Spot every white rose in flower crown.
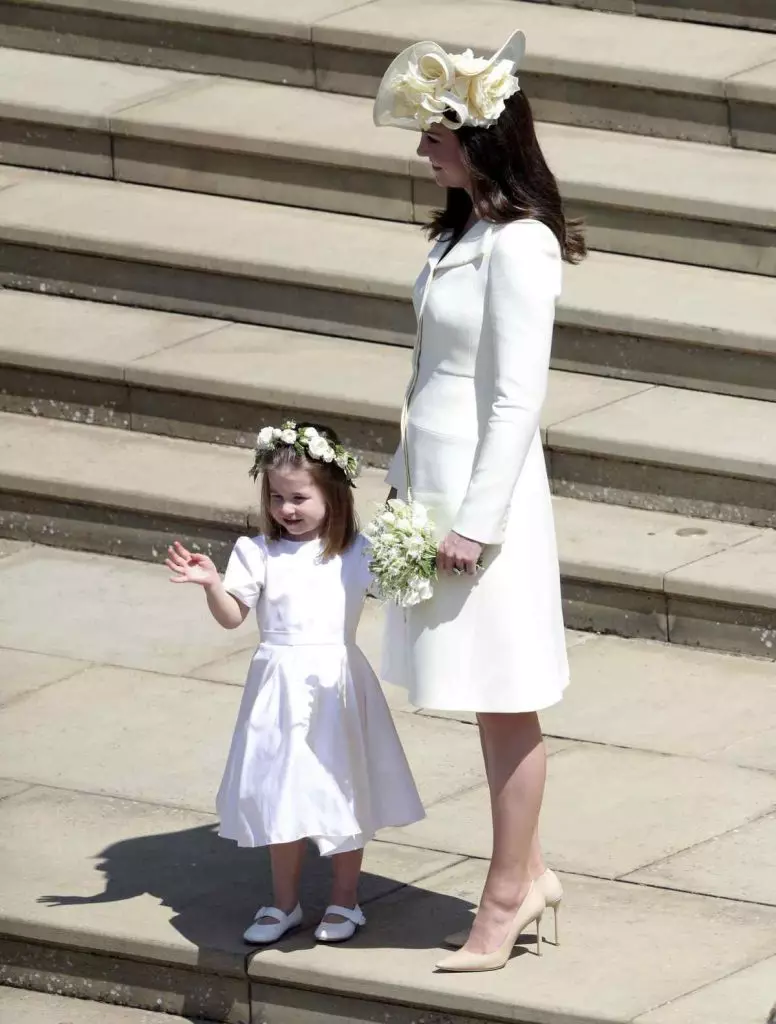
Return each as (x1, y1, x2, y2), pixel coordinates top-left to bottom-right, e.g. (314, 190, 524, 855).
(272, 428, 282, 439)
(321, 446, 335, 463)
(280, 428, 297, 444)
(256, 426, 275, 447)
(307, 435, 330, 460)
(302, 427, 318, 439)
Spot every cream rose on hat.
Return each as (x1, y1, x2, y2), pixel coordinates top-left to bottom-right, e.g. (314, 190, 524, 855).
(373, 31, 525, 132)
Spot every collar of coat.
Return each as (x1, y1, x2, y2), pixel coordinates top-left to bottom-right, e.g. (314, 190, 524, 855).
(429, 219, 496, 271)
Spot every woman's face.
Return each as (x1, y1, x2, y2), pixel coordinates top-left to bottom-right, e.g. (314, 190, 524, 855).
(417, 125, 471, 191)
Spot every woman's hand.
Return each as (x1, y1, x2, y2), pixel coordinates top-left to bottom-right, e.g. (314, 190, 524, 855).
(166, 541, 220, 588)
(437, 531, 483, 576)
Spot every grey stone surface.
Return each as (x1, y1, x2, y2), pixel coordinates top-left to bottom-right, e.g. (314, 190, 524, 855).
(0, 290, 222, 380)
(550, 384, 776, 482)
(0, 779, 31, 801)
(0, 786, 459, 963)
(0, 46, 199, 130)
(666, 530, 776, 614)
(0, 648, 88, 706)
(544, 634, 776, 767)
(0, 986, 208, 1023)
(0, 539, 28, 560)
(627, 812, 776, 906)
(382, 742, 776, 878)
(251, 860, 776, 1024)
(554, 494, 757, 590)
(0, 546, 249, 674)
(636, 955, 776, 1024)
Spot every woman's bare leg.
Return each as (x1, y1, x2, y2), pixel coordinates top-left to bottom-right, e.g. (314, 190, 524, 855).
(463, 711, 546, 954)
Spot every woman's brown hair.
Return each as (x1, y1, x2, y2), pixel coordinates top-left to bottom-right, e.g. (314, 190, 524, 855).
(253, 422, 358, 560)
(428, 91, 586, 265)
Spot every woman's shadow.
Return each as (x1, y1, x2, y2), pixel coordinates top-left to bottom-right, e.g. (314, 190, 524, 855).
(37, 823, 478, 1007)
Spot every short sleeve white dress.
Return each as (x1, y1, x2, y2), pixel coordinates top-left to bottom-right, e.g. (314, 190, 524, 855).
(382, 219, 570, 714)
(216, 533, 424, 856)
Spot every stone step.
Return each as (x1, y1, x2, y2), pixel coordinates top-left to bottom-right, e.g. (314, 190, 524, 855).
(513, 0, 776, 33)
(1, 409, 775, 657)
(0, 171, 774, 401)
(0, 987, 205, 1024)
(4, 291, 776, 531)
(2, 49, 775, 278)
(1, 1, 775, 152)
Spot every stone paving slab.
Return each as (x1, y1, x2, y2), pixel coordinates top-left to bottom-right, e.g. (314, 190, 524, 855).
(0, 786, 459, 972)
(314, 0, 776, 96)
(0, 780, 31, 801)
(541, 634, 776, 769)
(18, 0, 369, 37)
(0, 539, 27, 559)
(666, 529, 776, 612)
(250, 860, 776, 1024)
(0, 664, 484, 812)
(550, 384, 776, 482)
(553, 497, 756, 590)
(0, 169, 774, 352)
(0, 546, 250, 673)
(0, 986, 209, 1024)
(635, 955, 776, 1024)
(0, 289, 225, 380)
(380, 743, 776, 878)
(0, 410, 255, 525)
(127, 322, 411, 422)
(627, 811, 776, 906)
(3, 415, 775, 653)
(517, 0, 776, 33)
(0, 45, 200, 130)
(0, 648, 88, 706)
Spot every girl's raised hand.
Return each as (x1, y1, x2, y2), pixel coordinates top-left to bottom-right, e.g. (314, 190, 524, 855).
(166, 540, 220, 587)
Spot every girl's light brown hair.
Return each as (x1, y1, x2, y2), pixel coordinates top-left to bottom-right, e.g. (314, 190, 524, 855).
(254, 422, 358, 559)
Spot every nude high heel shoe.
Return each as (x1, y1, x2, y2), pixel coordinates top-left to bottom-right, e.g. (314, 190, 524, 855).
(444, 868, 563, 949)
(435, 883, 545, 973)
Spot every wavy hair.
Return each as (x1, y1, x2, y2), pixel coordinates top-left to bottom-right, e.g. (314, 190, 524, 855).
(428, 91, 586, 265)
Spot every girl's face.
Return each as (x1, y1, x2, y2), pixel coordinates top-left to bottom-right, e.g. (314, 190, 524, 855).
(417, 124, 471, 191)
(267, 465, 328, 542)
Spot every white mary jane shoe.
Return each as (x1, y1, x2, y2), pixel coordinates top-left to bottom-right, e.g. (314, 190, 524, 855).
(243, 903, 303, 945)
(314, 904, 366, 944)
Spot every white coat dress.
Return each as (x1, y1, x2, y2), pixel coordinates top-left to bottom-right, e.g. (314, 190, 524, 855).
(382, 217, 569, 713)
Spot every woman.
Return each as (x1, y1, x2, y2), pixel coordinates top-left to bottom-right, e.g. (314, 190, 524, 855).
(373, 31, 586, 973)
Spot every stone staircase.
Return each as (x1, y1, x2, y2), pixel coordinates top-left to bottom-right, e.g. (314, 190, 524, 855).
(0, 4, 775, 1018)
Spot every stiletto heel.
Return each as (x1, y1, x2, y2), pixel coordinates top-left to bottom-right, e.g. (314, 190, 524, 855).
(536, 912, 543, 956)
(444, 867, 563, 949)
(435, 883, 546, 973)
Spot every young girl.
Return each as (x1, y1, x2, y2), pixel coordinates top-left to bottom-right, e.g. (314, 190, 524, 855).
(166, 421, 424, 945)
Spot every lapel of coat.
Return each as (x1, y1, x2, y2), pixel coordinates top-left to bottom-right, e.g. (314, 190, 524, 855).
(437, 220, 495, 271)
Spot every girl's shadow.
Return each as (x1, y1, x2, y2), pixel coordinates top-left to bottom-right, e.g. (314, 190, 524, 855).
(37, 823, 474, 962)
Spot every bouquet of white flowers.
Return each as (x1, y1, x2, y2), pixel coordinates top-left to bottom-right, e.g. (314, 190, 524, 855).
(364, 498, 438, 607)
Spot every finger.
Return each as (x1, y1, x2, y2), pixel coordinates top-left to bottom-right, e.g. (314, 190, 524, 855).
(167, 547, 188, 568)
(173, 540, 192, 560)
(169, 575, 192, 584)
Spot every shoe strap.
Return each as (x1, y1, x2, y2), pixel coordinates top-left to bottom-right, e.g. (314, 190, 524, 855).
(324, 904, 365, 925)
(254, 905, 291, 924)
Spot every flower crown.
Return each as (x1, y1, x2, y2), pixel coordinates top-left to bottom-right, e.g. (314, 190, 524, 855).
(373, 31, 525, 132)
(250, 421, 360, 486)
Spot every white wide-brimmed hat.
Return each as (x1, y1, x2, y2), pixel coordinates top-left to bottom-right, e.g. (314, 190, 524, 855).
(373, 30, 525, 132)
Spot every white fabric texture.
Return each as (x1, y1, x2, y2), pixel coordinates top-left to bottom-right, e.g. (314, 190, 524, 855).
(217, 534, 424, 855)
(383, 218, 570, 713)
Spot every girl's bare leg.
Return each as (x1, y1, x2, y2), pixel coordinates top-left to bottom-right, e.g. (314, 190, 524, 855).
(255, 840, 306, 922)
(323, 848, 364, 923)
(463, 711, 546, 954)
